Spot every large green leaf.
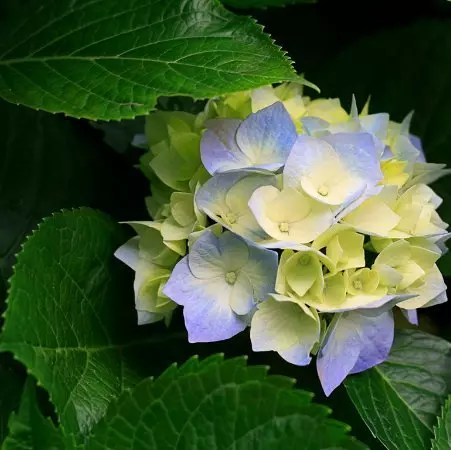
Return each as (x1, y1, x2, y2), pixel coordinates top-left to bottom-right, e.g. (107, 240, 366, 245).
(87, 354, 366, 450)
(345, 330, 451, 450)
(2, 378, 78, 450)
(432, 394, 451, 450)
(309, 20, 451, 273)
(0, 0, 296, 120)
(0, 100, 146, 310)
(0, 209, 188, 436)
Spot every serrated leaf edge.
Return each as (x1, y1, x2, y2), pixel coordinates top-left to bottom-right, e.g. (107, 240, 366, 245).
(1, 0, 299, 121)
(88, 353, 365, 447)
(0, 207, 116, 439)
(0, 207, 107, 324)
(431, 394, 451, 450)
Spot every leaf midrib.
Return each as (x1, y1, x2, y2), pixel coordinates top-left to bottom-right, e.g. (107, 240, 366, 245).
(0, 55, 279, 77)
(0, 333, 186, 354)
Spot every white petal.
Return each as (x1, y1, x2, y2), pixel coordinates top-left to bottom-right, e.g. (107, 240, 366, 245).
(398, 265, 447, 309)
(343, 195, 401, 237)
(250, 296, 320, 366)
(114, 237, 140, 270)
(242, 243, 278, 302)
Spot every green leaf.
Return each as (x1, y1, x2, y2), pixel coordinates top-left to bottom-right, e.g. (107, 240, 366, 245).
(0, 208, 187, 436)
(0, 0, 296, 120)
(309, 20, 451, 273)
(0, 100, 146, 310)
(222, 0, 316, 8)
(432, 394, 451, 450)
(2, 378, 78, 450)
(87, 354, 366, 450)
(345, 330, 451, 450)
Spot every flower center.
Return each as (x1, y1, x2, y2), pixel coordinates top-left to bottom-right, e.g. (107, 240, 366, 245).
(279, 222, 289, 233)
(317, 185, 329, 196)
(225, 212, 237, 224)
(299, 254, 311, 265)
(225, 271, 237, 285)
(353, 280, 363, 290)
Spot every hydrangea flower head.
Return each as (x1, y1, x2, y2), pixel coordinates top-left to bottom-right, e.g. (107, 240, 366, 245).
(118, 83, 450, 396)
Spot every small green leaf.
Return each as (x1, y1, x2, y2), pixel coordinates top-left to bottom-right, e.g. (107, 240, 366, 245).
(0, 0, 296, 120)
(222, 0, 316, 8)
(3, 378, 78, 450)
(345, 330, 451, 450)
(87, 354, 366, 450)
(432, 394, 451, 450)
(0, 208, 187, 436)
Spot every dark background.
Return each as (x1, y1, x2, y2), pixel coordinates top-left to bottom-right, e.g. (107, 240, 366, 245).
(251, 0, 451, 76)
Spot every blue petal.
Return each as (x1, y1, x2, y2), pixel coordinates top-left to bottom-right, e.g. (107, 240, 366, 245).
(349, 311, 394, 374)
(301, 117, 330, 135)
(242, 240, 278, 302)
(218, 231, 250, 272)
(188, 230, 224, 279)
(200, 119, 251, 174)
(400, 308, 418, 325)
(409, 134, 425, 162)
(316, 309, 394, 396)
(235, 102, 296, 170)
(188, 231, 250, 280)
(381, 146, 393, 160)
(163, 257, 247, 342)
(323, 132, 382, 185)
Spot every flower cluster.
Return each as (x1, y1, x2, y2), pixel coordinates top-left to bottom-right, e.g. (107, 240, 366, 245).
(115, 83, 450, 395)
